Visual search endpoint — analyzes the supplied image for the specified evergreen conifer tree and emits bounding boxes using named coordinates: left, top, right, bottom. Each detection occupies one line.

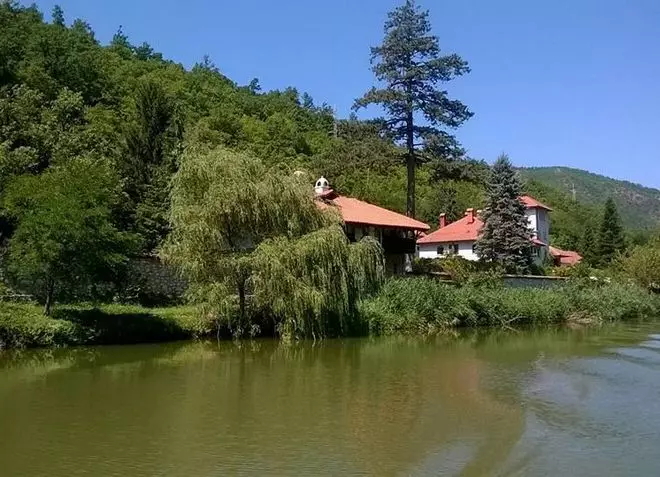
left=475, top=155, right=533, bottom=272
left=354, top=0, right=472, bottom=218
left=51, top=5, right=65, bottom=26
left=596, top=197, right=626, bottom=265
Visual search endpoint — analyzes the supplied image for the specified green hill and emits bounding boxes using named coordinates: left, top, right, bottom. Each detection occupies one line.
left=519, top=167, right=660, bottom=230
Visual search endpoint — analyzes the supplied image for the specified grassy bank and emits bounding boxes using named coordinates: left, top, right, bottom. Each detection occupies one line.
left=0, top=303, right=212, bottom=349
left=360, top=277, right=660, bottom=335
left=2, top=278, right=659, bottom=349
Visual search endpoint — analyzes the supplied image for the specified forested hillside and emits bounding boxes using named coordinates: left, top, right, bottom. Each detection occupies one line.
left=519, top=167, right=660, bottom=230
left=0, top=2, right=654, bottom=285
left=0, top=2, right=490, bottom=252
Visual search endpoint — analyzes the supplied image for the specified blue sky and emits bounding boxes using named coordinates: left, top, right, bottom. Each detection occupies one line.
left=33, top=0, right=660, bottom=188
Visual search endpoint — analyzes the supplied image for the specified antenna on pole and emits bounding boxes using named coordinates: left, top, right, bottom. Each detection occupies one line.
left=571, top=182, right=577, bottom=202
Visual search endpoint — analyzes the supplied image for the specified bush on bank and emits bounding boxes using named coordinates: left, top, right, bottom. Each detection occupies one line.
left=0, top=303, right=211, bottom=349
left=359, top=277, right=660, bottom=336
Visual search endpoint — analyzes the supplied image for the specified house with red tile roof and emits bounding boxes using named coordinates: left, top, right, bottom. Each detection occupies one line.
left=314, top=177, right=430, bottom=273
left=416, top=195, right=580, bottom=266
left=549, top=246, right=583, bottom=266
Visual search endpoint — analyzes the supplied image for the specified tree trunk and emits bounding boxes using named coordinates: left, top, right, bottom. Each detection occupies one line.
left=404, top=107, right=415, bottom=274
left=406, top=110, right=415, bottom=218
left=44, top=278, right=55, bottom=316
left=237, top=280, right=247, bottom=333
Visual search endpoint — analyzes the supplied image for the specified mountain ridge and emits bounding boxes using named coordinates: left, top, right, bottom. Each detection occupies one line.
left=518, top=166, right=660, bottom=230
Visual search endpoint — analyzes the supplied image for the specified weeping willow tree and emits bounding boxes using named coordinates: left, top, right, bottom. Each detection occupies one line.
left=253, top=226, right=383, bottom=339
left=163, top=146, right=384, bottom=339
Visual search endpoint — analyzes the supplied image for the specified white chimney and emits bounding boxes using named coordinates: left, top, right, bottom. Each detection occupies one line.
left=314, top=176, right=330, bottom=196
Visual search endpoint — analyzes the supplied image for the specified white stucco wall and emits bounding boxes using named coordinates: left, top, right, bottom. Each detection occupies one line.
left=418, top=206, right=552, bottom=265
left=525, top=208, right=550, bottom=244
left=536, top=209, right=550, bottom=244
left=417, top=241, right=478, bottom=261
left=525, top=209, right=537, bottom=236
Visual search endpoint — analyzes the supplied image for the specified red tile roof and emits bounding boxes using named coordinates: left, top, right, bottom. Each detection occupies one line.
left=418, top=195, right=552, bottom=245
left=417, top=215, right=483, bottom=244
left=549, top=246, right=583, bottom=266
left=417, top=219, right=549, bottom=246
left=319, top=193, right=430, bottom=231
left=521, top=195, right=553, bottom=211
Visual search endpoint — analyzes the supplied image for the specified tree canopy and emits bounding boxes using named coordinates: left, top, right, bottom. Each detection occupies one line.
left=163, top=147, right=383, bottom=339
left=0, top=1, right=646, bottom=315
left=2, top=158, right=136, bottom=314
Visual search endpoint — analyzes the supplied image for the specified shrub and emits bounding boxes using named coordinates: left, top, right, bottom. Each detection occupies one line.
left=616, top=241, right=660, bottom=291
left=412, top=256, right=499, bottom=284
left=0, top=304, right=80, bottom=348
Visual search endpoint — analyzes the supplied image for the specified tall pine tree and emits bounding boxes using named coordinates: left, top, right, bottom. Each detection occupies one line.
left=353, top=0, right=472, bottom=218
left=51, top=5, right=65, bottom=27
left=596, top=197, right=626, bottom=266
left=475, top=155, right=533, bottom=273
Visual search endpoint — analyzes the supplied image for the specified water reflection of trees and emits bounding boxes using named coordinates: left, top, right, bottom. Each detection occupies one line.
left=2, top=324, right=650, bottom=476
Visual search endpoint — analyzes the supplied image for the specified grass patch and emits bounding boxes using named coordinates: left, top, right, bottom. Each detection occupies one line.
left=359, top=277, right=660, bottom=335
left=0, top=303, right=212, bottom=349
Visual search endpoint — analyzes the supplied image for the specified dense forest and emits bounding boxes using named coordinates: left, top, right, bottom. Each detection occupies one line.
left=0, top=3, right=656, bottom=303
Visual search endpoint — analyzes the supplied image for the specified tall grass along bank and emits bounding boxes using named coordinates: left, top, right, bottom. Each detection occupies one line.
left=360, top=277, right=660, bottom=336
left=3, top=278, right=659, bottom=349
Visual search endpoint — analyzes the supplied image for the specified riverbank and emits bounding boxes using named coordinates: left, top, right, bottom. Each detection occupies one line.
left=1, top=279, right=659, bottom=349
left=359, top=278, right=660, bottom=335
left=0, top=303, right=212, bottom=349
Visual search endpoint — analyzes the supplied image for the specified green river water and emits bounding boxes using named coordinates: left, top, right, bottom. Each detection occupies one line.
left=2, top=322, right=660, bottom=476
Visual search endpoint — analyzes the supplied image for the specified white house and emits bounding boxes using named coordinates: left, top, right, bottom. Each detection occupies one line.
left=416, top=196, right=556, bottom=265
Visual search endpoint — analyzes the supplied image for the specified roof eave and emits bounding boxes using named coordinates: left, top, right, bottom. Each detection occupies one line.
left=345, top=220, right=430, bottom=231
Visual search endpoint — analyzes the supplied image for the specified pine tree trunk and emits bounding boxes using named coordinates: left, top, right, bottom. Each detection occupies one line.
left=404, top=99, right=415, bottom=274
left=405, top=107, right=415, bottom=218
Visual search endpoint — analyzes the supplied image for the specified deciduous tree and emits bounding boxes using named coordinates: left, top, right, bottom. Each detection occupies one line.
left=617, top=239, right=660, bottom=291
left=2, top=158, right=136, bottom=314
left=163, top=147, right=383, bottom=339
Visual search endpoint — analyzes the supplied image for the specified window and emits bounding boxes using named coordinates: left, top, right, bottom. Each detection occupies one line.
left=532, top=247, right=540, bottom=257
left=437, top=246, right=444, bottom=256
